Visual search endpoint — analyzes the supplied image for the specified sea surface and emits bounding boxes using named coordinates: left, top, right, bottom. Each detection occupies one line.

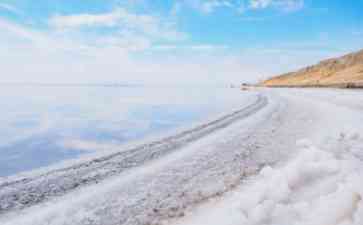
left=0, top=85, right=251, bottom=177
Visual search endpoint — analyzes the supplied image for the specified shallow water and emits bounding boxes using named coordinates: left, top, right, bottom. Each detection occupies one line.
left=0, top=85, right=251, bottom=177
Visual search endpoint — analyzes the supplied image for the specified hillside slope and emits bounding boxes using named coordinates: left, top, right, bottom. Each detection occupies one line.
left=262, top=49, right=363, bottom=88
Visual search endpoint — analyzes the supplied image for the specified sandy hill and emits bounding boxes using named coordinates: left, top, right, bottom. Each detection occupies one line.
left=262, top=49, right=363, bottom=88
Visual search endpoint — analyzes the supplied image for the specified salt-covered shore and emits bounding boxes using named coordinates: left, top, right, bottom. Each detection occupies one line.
left=1, top=88, right=363, bottom=225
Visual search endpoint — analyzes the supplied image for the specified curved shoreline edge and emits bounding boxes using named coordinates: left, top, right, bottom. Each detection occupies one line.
left=0, top=94, right=268, bottom=215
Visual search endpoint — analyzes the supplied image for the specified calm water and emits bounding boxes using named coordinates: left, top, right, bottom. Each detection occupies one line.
left=0, top=85, right=251, bottom=177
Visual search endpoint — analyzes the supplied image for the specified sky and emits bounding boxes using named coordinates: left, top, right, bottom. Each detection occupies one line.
left=0, top=0, right=362, bottom=85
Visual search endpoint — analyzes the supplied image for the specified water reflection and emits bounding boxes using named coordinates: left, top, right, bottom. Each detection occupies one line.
left=0, top=85, right=249, bottom=176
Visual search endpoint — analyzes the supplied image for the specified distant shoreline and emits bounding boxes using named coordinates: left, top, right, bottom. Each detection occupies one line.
left=260, top=82, right=363, bottom=89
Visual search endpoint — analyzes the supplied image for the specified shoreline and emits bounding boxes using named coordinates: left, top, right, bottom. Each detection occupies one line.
left=244, top=82, right=363, bottom=89
left=0, top=95, right=267, bottom=215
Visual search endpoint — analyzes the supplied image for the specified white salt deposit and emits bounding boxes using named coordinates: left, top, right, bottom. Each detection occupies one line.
left=177, top=139, right=363, bottom=225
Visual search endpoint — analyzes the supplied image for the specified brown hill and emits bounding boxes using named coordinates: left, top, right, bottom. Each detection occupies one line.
left=262, top=49, right=363, bottom=88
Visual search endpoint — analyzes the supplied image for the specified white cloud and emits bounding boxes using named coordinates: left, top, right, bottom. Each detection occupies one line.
left=0, top=18, right=348, bottom=86
left=49, top=11, right=121, bottom=28
left=0, top=4, right=349, bottom=87
left=173, top=0, right=303, bottom=15
left=250, top=0, right=272, bottom=9
left=49, top=8, right=187, bottom=42
left=152, top=44, right=228, bottom=52
left=249, top=0, right=304, bottom=12
left=199, top=0, right=234, bottom=13
left=0, top=20, right=251, bottom=86
left=278, top=0, right=304, bottom=12
left=0, top=19, right=51, bottom=46
left=0, top=19, right=216, bottom=85
left=173, top=0, right=236, bottom=14
left=0, top=3, right=21, bottom=14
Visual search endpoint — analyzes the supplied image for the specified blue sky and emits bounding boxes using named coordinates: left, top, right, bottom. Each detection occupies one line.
left=0, top=0, right=362, bottom=84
